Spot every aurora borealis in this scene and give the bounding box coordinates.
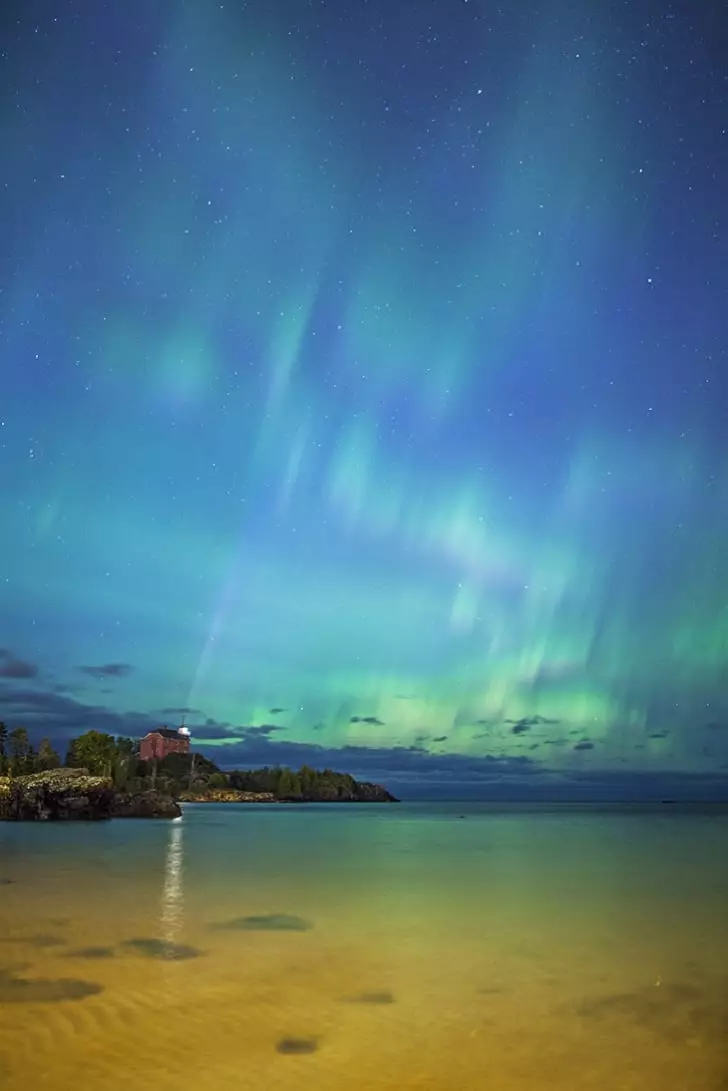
[2,0,727,797]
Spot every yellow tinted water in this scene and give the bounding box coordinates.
[0,805,726,1090]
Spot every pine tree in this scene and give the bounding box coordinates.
[276,769,302,799]
[8,727,31,774]
[36,738,61,771]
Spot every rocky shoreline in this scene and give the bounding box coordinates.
[0,769,398,820]
[0,769,181,821]
[178,783,398,804]
[178,789,280,803]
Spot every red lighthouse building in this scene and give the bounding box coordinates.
[139,726,191,762]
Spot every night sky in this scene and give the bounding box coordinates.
[2,0,728,799]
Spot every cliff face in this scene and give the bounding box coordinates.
[0,769,181,821]
[0,769,115,821]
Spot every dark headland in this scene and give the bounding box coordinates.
[0,728,398,820]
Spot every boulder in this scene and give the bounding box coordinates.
[111,791,181,819]
[1,768,115,821]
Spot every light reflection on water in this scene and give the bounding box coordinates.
[160,818,185,948]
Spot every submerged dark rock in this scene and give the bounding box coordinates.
[28,934,66,948]
[276,1036,318,1055]
[212,913,312,932]
[0,967,102,1003]
[344,990,395,1005]
[574,977,728,1042]
[121,937,203,961]
[68,946,116,960]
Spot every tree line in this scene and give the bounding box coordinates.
[0,724,62,776]
[0,723,148,781]
[0,725,381,801]
[228,765,364,800]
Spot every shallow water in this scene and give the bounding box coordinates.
[1,802,727,1090]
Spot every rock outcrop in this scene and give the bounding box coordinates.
[177,789,279,804]
[0,769,115,821]
[111,791,181,818]
[178,782,398,804]
[342,780,398,803]
[0,769,180,821]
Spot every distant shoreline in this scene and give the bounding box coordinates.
[178,789,398,804]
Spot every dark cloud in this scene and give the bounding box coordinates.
[182,722,238,741]
[0,650,38,679]
[159,706,201,716]
[78,663,132,679]
[175,721,286,742]
[0,684,159,746]
[432,735,448,743]
[648,730,669,738]
[505,715,561,732]
[269,707,286,714]
[707,721,728,731]
[573,741,594,751]
[554,768,728,802]
[350,716,385,725]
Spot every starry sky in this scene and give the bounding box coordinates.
[2,0,728,799]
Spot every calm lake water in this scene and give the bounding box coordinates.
[1,801,727,1090]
